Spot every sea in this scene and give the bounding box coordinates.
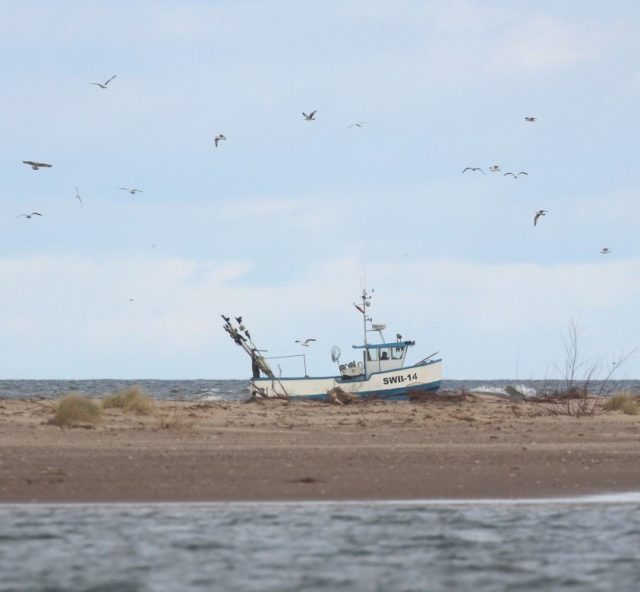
[1,378,639,401]
[1,379,639,591]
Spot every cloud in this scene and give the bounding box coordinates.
[1,253,639,378]
[489,15,610,73]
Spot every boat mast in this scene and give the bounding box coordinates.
[361,288,371,376]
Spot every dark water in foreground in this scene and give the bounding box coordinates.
[1,497,639,592]
[1,379,639,401]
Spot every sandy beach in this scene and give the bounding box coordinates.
[0,395,639,503]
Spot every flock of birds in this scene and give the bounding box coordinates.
[461,117,611,255]
[15,78,611,262]
[15,75,368,223]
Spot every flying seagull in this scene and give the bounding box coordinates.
[74,186,83,209]
[533,210,547,226]
[302,110,317,121]
[22,160,52,170]
[504,171,528,178]
[347,121,367,128]
[90,74,117,89]
[461,167,486,175]
[119,187,143,195]
[600,247,612,255]
[525,116,537,122]
[214,134,226,147]
[489,165,501,172]
[295,338,317,346]
[17,212,42,219]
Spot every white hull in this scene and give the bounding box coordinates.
[252,359,442,400]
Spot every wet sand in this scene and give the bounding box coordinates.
[0,396,639,502]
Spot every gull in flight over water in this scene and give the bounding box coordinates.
[533,210,547,226]
[74,186,83,209]
[525,116,537,122]
[302,110,317,121]
[489,165,501,172]
[214,134,226,147]
[504,171,528,178]
[295,338,317,346]
[347,121,367,128]
[461,167,486,175]
[90,74,117,89]
[23,160,52,170]
[119,187,143,195]
[600,247,612,255]
[17,212,42,219]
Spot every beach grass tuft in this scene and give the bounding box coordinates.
[50,392,103,427]
[156,406,193,430]
[102,385,155,415]
[602,391,639,415]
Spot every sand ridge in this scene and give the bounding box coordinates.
[0,395,639,502]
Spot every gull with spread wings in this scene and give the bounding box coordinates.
[23,160,52,170]
[533,210,547,226]
[90,74,117,89]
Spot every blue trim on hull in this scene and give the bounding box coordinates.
[286,380,442,401]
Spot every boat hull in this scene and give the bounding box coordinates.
[252,359,442,400]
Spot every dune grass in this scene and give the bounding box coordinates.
[102,385,155,415]
[51,392,103,427]
[156,406,193,430]
[602,391,639,415]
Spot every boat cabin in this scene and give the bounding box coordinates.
[353,341,415,377]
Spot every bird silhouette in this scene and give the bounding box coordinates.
[347,121,367,128]
[17,212,43,219]
[489,165,501,172]
[221,315,231,323]
[533,210,547,226]
[119,187,143,195]
[23,161,52,170]
[90,74,117,89]
[461,167,485,175]
[74,186,83,209]
[214,134,226,147]
[504,171,528,178]
[295,338,317,346]
[525,116,537,122]
[302,111,317,121]
[235,316,243,324]
[600,248,612,255]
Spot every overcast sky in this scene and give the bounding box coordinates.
[1,0,639,380]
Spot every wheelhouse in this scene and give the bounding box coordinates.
[353,341,415,377]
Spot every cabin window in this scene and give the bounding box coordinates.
[392,347,405,360]
[379,348,390,361]
[366,348,379,361]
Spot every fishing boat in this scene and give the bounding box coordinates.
[222,289,442,400]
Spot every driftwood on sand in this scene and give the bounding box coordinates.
[327,387,358,405]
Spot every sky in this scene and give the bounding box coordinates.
[1,0,640,380]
